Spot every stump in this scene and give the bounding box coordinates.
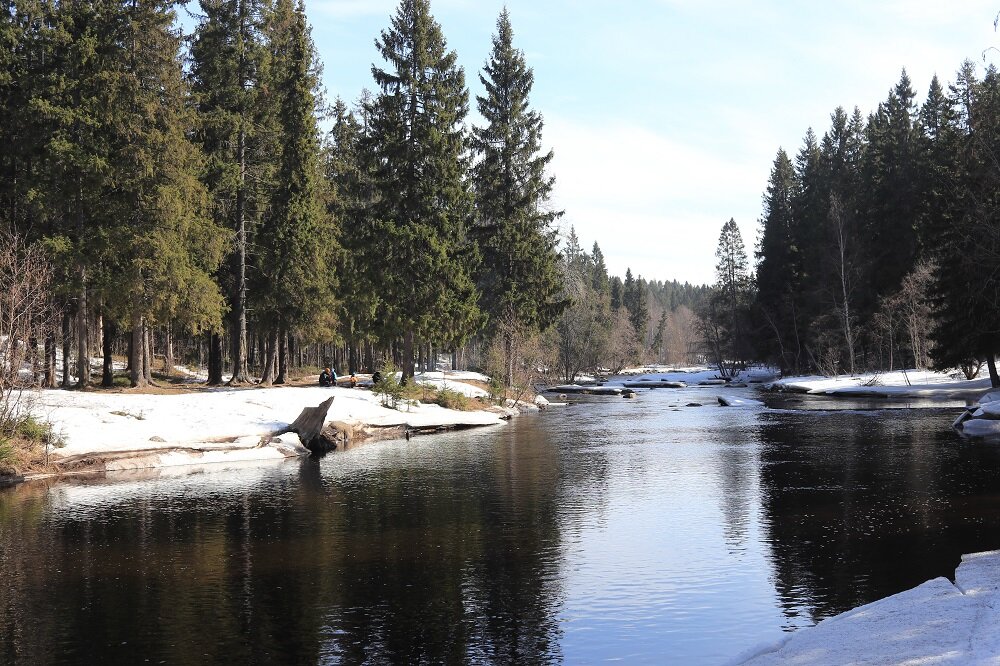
[263,397,335,453]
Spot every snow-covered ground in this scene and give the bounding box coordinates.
[732,550,1000,665]
[24,385,506,471]
[607,366,780,386]
[766,369,991,398]
[413,371,490,398]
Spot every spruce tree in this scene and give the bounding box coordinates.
[590,242,609,294]
[32,0,128,388]
[110,0,228,387]
[622,268,648,342]
[930,63,1000,384]
[365,0,479,380]
[703,218,750,376]
[860,70,922,302]
[470,9,565,385]
[0,0,43,236]
[189,0,273,385]
[754,148,800,370]
[256,0,334,385]
[326,98,372,373]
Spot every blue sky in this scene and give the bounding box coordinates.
[305,0,998,285]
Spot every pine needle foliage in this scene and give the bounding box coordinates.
[364,0,480,379]
[470,9,565,339]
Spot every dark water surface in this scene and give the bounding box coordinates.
[4,387,1000,664]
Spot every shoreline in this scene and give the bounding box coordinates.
[4,382,513,487]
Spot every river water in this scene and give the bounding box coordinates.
[3,387,1000,664]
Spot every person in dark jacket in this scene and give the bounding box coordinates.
[319,368,333,387]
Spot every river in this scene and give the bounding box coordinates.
[3,386,1000,664]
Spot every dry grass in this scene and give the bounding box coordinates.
[0,435,49,476]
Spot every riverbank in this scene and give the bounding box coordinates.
[765,369,991,398]
[10,382,509,482]
[732,549,1000,665]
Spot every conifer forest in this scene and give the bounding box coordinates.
[5,0,1000,389]
[727,65,1000,386]
[2,0,709,389]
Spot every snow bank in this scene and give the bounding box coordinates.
[953,388,1000,438]
[25,385,506,465]
[767,370,989,398]
[732,550,1000,666]
[608,366,779,387]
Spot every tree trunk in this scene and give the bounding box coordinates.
[129,310,146,388]
[229,128,251,385]
[61,310,71,388]
[207,332,224,385]
[504,332,514,387]
[45,329,57,388]
[165,324,174,376]
[988,355,1000,389]
[76,280,89,388]
[260,330,278,386]
[142,322,152,384]
[276,329,287,385]
[348,326,358,374]
[95,312,103,360]
[402,329,415,381]
[102,317,115,387]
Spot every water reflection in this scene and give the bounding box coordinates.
[0,431,569,664]
[3,390,1000,663]
[757,404,1000,624]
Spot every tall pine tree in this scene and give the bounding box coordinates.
[470,9,565,385]
[111,0,227,387]
[255,0,334,385]
[189,0,274,385]
[365,0,479,380]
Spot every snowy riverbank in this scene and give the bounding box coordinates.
[731,550,1000,665]
[22,382,507,475]
[765,369,991,399]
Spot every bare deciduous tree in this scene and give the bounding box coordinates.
[0,231,55,435]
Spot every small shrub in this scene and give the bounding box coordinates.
[401,381,427,401]
[435,387,471,411]
[373,361,404,409]
[487,376,505,405]
[15,416,48,443]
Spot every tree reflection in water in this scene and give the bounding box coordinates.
[5,395,1000,663]
[757,406,1000,624]
[0,424,577,664]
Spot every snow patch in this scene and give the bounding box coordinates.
[733,550,1000,665]
[25,385,507,464]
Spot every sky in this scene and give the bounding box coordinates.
[303,0,1000,285]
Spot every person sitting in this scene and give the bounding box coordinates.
[372,371,382,385]
[319,368,333,387]
[349,373,358,388]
